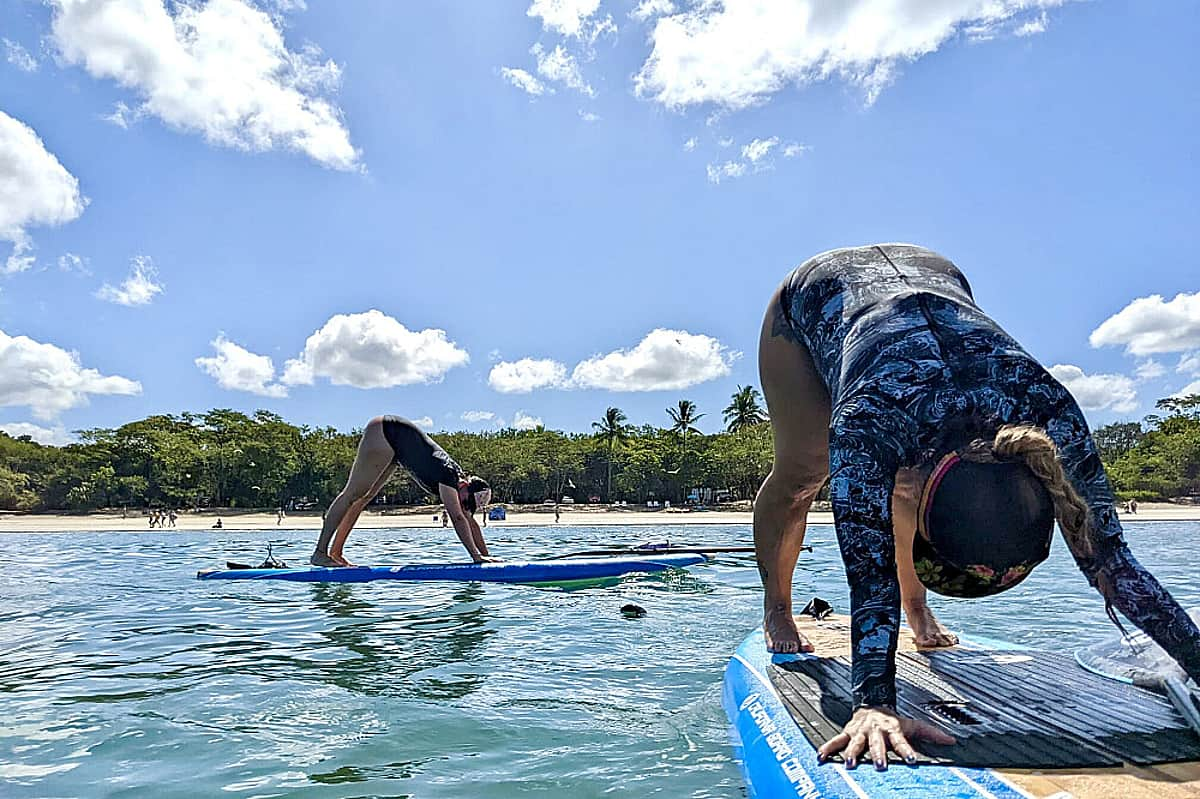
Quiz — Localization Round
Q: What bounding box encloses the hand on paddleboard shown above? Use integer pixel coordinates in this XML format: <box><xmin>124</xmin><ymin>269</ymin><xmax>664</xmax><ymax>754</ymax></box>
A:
<box><xmin>817</xmin><ymin>706</ymin><xmax>955</xmax><ymax>770</ymax></box>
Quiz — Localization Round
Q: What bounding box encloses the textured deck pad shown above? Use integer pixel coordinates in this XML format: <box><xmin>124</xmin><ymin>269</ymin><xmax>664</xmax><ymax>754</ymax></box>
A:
<box><xmin>771</xmin><ymin>648</ymin><xmax>1200</xmax><ymax>768</ymax></box>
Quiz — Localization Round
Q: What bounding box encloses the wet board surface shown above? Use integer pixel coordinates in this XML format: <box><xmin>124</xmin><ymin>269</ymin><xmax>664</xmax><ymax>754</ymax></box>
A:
<box><xmin>196</xmin><ymin>553</ymin><xmax>706</xmax><ymax>583</ymax></box>
<box><xmin>773</xmin><ymin>647</ymin><xmax>1200</xmax><ymax>768</ymax></box>
<box><xmin>724</xmin><ymin>614</ymin><xmax>1200</xmax><ymax>799</ymax></box>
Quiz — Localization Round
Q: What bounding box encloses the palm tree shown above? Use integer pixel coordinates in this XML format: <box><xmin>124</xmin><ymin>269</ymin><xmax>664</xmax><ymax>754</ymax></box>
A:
<box><xmin>666</xmin><ymin>400</ymin><xmax>705</xmax><ymax>438</ymax></box>
<box><xmin>724</xmin><ymin>385</ymin><xmax>768</xmax><ymax>432</ymax></box>
<box><xmin>592</xmin><ymin>407</ymin><xmax>629</xmax><ymax>502</ymax></box>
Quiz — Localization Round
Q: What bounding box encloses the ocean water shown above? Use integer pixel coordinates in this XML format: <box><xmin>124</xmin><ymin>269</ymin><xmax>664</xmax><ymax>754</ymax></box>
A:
<box><xmin>1</xmin><ymin>522</ymin><xmax>1196</xmax><ymax>798</ymax></box>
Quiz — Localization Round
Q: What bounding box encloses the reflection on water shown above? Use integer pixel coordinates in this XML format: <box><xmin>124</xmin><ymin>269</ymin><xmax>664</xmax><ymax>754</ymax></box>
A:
<box><xmin>308</xmin><ymin>757</ymin><xmax>432</xmax><ymax>785</ymax></box>
<box><xmin>0</xmin><ymin>523</ymin><xmax>1195</xmax><ymax>798</ymax></box>
<box><xmin>308</xmin><ymin>583</ymin><xmax>494</xmax><ymax>701</ymax></box>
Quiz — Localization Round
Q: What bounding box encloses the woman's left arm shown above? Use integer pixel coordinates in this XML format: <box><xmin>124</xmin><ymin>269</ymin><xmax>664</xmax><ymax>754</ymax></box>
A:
<box><xmin>1037</xmin><ymin>382</ymin><xmax>1200</xmax><ymax>682</ymax></box>
<box><xmin>467</xmin><ymin>513</ymin><xmax>493</xmax><ymax>559</ymax></box>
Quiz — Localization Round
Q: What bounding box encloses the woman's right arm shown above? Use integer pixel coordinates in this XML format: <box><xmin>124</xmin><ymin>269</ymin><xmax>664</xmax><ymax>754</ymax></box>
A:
<box><xmin>822</xmin><ymin>423</ymin><xmax>955</xmax><ymax>769</ymax></box>
<box><xmin>828</xmin><ymin>436</ymin><xmax>902</xmax><ymax>709</ymax></box>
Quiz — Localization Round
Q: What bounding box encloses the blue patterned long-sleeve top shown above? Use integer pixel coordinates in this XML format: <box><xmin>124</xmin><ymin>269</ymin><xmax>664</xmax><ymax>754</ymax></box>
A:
<box><xmin>777</xmin><ymin>244</ymin><xmax>1200</xmax><ymax>709</ymax></box>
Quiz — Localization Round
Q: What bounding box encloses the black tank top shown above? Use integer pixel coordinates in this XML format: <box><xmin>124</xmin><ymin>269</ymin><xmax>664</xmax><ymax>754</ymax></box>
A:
<box><xmin>380</xmin><ymin>416</ymin><xmax>463</xmax><ymax>494</ymax></box>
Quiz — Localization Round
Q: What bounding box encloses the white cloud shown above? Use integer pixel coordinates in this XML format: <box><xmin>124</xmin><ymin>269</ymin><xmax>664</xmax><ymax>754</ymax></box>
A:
<box><xmin>512</xmin><ymin>410</ymin><xmax>543</xmax><ymax>430</ymax></box>
<box><xmin>963</xmin><ymin>21</ymin><xmax>999</xmax><ymax>42</ymax></box>
<box><xmin>633</xmin><ymin>1</ymin><xmax>1068</xmax><ymax>110</ymax></box>
<box><xmin>411</xmin><ymin>415</ymin><xmax>433</xmax><ymax>430</ymax></box>
<box><xmin>0</xmin><ymin>421</ymin><xmax>74</xmax><ymax>446</ymax></box>
<box><xmin>703</xmin><ymin>134</ymin><xmax>804</xmax><ymax>182</ymax></box>
<box><xmin>4</xmin><ymin>39</ymin><xmax>38</xmax><ymax>72</ymax></box>
<box><xmin>683</xmin><ymin>136</ymin><xmax>697</xmax><ymax>151</ymax></box>
<box><xmin>195</xmin><ymin>334</ymin><xmax>287</xmax><ymax>397</ymax></box>
<box><xmin>491</xmin><ymin>332</ymin><xmax>737</xmax><ymax>393</ymax></box>
<box><xmin>281</xmin><ymin>309</ymin><xmax>469</xmax><ymax>389</ymax></box>
<box><xmin>0</xmin><ymin>329</ymin><xmax>141</xmax><ymax>420</ymax></box>
<box><xmin>631</xmin><ymin>0</ymin><xmax>675</xmax><ymax>22</ymax></box>
<box><xmin>50</xmin><ymin>0</ymin><xmax>360</xmax><ymax>170</ymax></box>
<box><xmin>578</xmin><ymin>109</ymin><xmax>600</xmax><ymax>122</ymax></box>
<box><xmin>261</xmin><ymin>0</ymin><xmax>308</xmax><ymax>11</ymax></box>
<box><xmin>1089</xmin><ymin>292</ymin><xmax>1200</xmax><ymax>356</ymax></box>
<box><xmin>1134</xmin><ymin>360</ymin><xmax>1165</xmax><ymax>382</ymax></box>
<box><xmin>0</xmin><ymin>111</ymin><xmax>87</xmax><ymax>275</ymax></box>
<box><xmin>102</xmin><ymin>100</ymin><xmax>142</xmax><ymax>129</ymax></box>
<box><xmin>501</xmin><ymin>66</ymin><xmax>548</xmax><ymax>96</ymax></box>
<box><xmin>527</xmin><ymin>0</ymin><xmax>602</xmax><ymax>38</ymax></box>
<box><xmin>534</xmin><ymin>43</ymin><xmax>594</xmax><ymax>96</ymax></box>
<box><xmin>571</xmin><ymin>328</ymin><xmax>737</xmax><ymax>391</ymax></box>
<box><xmin>1014</xmin><ymin>12</ymin><xmax>1048</xmax><ymax>37</ymax></box>
<box><xmin>589</xmin><ymin>14</ymin><xmax>618</xmax><ymax>43</ymax></box>
<box><xmin>489</xmin><ymin>357</ymin><xmax>568</xmax><ymax>393</ymax></box>
<box><xmin>96</xmin><ymin>255</ymin><xmax>163</xmax><ymax>306</ymax></box>
<box><xmin>58</xmin><ymin>252</ymin><xmax>91</xmax><ymax>276</ymax></box>
<box><xmin>1178</xmin><ymin>352</ymin><xmax>1200</xmax><ymax>376</ymax></box>
<box><xmin>742</xmin><ymin>136</ymin><xmax>779</xmax><ymax>163</ymax></box>
<box><xmin>1048</xmin><ymin>364</ymin><xmax>1138</xmax><ymax>414</ymax></box>
<box><xmin>462</xmin><ymin>410</ymin><xmax>502</xmax><ymax>426</ymax></box>
<box><xmin>1175</xmin><ymin>380</ymin><xmax>1200</xmax><ymax>399</ymax></box>
<box><xmin>706</xmin><ymin>160</ymin><xmax>747</xmax><ymax>184</ymax></box>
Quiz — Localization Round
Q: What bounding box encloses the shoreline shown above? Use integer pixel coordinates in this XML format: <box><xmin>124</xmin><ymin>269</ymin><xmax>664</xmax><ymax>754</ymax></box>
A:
<box><xmin>1</xmin><ymin>503</ymin><xmax>1196</xmax><ymax>532</ymax></box>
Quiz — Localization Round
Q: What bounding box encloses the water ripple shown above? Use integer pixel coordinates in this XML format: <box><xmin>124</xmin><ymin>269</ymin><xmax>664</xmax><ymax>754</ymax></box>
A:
<box><xmin>1</xmin><ymin>523</ymin><xmax>1196</xmax><ymax>797</ymax></box>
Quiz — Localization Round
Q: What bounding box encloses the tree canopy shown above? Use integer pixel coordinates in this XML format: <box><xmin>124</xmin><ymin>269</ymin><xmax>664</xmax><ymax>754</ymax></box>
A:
<box><xmin>0</xmin><ymin>403</ymin><xmax>774</xmax><ymax>512</ymax></box>
<box><xmin>724</xmin><ymin>385</ymin><xmax>768</xmax><ymax>432</ymax></box>
<box><xmin>1100</xmin><ymin>394</ymin><xmax>1200</xmax><ymax>501</ymax></box>
<box><xmin>5</xmin><ymin>392</ymin><xmax>1197</xmax><ymax>512</ymax></box>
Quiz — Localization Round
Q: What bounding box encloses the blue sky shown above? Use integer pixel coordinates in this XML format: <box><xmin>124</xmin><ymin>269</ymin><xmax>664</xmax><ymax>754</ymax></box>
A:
<box><xmin>1</xmin><ymin>0</ymin><xmax>1197</xmax><ymax>445</ymax></box>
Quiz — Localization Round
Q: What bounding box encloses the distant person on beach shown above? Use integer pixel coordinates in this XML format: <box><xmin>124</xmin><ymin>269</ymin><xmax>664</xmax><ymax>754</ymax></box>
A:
<box><xmin>212</xmin><ymin>518</ymin><xmax>222</xmax><ymax>529</ymax></box>
<box><xmin>310</xmin><ymin>416</ymin><xmax>493</xmax><ymax>567</ymax></box>
<box><xmin>1130</xmin><ymin>498</ymin><xmax>1139</xmax><ymax>514</ymax></box>
<box><xmin>168</xmin><ymin>510</ymin><xmax>177</xmax><ymax>528</ymax></box>
<box><xmin>755</xmin><ymin>244</ymin><xmax>1200</xmax><ymax>769</ymax></box>
<box><xmin>441</xmin><ymin>510</ymin><xmax>449</xmax><ymax>528</ymax></box>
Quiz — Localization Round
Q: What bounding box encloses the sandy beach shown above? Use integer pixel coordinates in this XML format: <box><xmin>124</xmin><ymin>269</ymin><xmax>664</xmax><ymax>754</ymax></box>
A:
<box><xmin>1</xmin><ymin>503</ymin><xmax>1196</xmax><ymax>532</ymax></box>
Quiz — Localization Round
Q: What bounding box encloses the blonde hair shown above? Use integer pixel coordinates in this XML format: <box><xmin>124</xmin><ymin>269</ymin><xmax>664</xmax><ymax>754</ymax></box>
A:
<box><xmin>960</xmin><ymin>424</ymin><xmax>1093</xmax><ymax>557</ymax></box>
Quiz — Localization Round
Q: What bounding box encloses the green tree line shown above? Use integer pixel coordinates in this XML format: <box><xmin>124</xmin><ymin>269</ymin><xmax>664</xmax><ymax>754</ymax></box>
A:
<box><xmin>0</xmin><ymin>387</ymin><xmax>775</xmax><ymax>512</ymax></box>
<box><xmin>4</xmin><ymin>391</ymin><xmax>1196</xmax><ymax>513</ymax></box>
<box><xmin>1095</xmin><ymin>395</ymin><xmax>1200</xmax><ymax>501</ymax></box>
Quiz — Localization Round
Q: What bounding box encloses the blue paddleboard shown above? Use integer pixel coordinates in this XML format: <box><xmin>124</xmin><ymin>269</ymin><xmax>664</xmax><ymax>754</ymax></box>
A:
<box><xmin>197</xmin><ymin>553</ymin><xmax>705</xmax><ymax>583</ymax></box>
<box><xmin>723</xmin><ymin>628</ymin><xmax>1034</xmax><ymax>799</ymax></box>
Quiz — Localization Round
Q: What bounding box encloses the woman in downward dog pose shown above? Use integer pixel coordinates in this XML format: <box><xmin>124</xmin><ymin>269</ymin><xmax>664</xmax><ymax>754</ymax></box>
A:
<box><xmin>311</xmin><ymin>415</ymin><xmax>493</xmax><ymax>567</ymax></box>
<box><xmin>755</xmin><ymin>244</ymin><xmax>1200</xmax><ymax>769</ymax></box>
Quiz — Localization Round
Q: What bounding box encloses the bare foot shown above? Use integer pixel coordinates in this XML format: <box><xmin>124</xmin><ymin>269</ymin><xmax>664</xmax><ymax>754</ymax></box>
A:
<box><xmin>906</xmin><ymin>604</ymin><xmax>958</xmax><ymax>648</ymax></box>
<box><xmin>329</xmin><ymin>553</ymin><xmax>355</xmax><ymax>567</ymax></box>
<box><xmin>310</xmin><ymin>552</ymin><xmax>345</xmax><ymax>568</ymax></box>
<box><xmin>764</xmin><ymin>603</ymin><xmax>815</xmax><ymax>654</ymax></box>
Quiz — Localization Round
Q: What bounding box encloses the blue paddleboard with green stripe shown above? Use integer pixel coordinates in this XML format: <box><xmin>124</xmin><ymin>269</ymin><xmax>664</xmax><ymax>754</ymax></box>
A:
<box><xmin>198</xmin><ymin>553</ymin><xmax>705</xmax><ymax>583</ymax></box>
